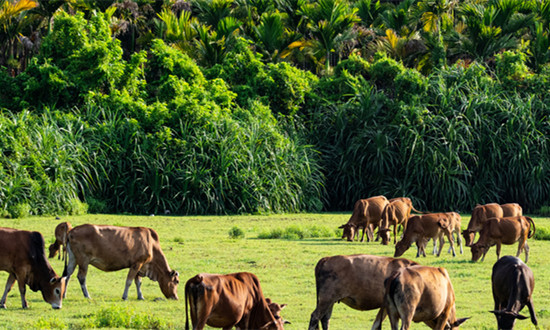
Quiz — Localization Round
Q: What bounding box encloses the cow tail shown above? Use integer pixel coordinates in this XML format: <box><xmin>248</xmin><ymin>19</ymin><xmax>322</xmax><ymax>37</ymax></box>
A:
<box><xmin>526</xmin><ymin>217</ymin><xmax>536</xmax><ymax>239</ymax></box>
<box><xmin>62</xmin><ymin>241</ymin><xmax>70</xmax><ymax>277</ymax></box>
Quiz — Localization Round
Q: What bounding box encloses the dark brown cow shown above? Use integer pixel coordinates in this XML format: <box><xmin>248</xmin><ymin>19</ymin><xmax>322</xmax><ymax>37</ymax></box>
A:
<box><xmin>462</xmin><ymin>203</ymin><xmax>522</xmax><ymax>246</ymax></box>
<box><xmin>340</xmin><ymin>196</ymin><xmax>389</xmax><ymax>242</ymax></box>
<box><xmin>308</xmin><ymin>254</ymin><xmax>418</xmax><ymax>330</ymax></box>
<box><xmin>184</xmin><ymin>272</ymin><xmax>286</xmax><ymax>330</ymax></box>
<box><xmin>0</xmin><ymin>228</ymin><xmax>66</xmax><ymax>309</ymax></box>
<box><xmin>379</xmin><ymin>199</ymin><xmax>411</xmax><ymax>245</ymax></box>
<box><xmin>470</xmin><ymin>216</ymin><xmax>535</xmax><ymax>262</ymax></box>
<box><xmin>384</xmin><ymin>265</ymin><xmax>469</xmax><ymax>329</ymax></box>
<box><xmin>64</xmin><ymin>224</ymin><xmax>179</xmax><ymax>300</ymax></box>
<box><xmin>48</xmin><ymin>222</ymin><xmax>72</xmax><ymax>261</ymax></box>
<box><xmin>490</xmin><ymin>256</ymin><xmax>538</xmax><ymax>329</ymax></box>
<box><xmin>394</xmin><ymin>213</ymin><xmax>457</xmax><ymax>258</ymax></box>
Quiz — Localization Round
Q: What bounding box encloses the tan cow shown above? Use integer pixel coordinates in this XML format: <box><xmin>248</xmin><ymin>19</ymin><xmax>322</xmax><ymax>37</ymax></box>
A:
<box><xmin>340</xmin><ymin>196</ymin><xmax>389</xmax><ymax>242</ymax></box>
<box><xmin>394</xmin><ymin>213</ymin><xmax>457</xmax><ymax>258</ymax></box>
<box><xmin>384</xmin><ymin>265</ymin><xmax>469</xmax><ymax>329</ymax></box>
<box><xmin>388</xmin><ymin>197</ymin><xmax>426</xmax><ymax>214</ymax></box>
<box><xmin>432</xmin><ymin>212</ymin><xmax>463</xmax><ymax>255</ymax></box>
<box><xmin>462</xmin><ymin>203</ymin><xmax>523</xmax><ymax>246</ymax></box>
<box><xmin>48</xmin><ymin>222</ymin><xmax>72</xmax><ymax>261</ymax></box>
<box><xmin>0</xmin><ymin>228</ymin><xmax>66</xmax><ymax>309</ymax></box>
<box><xmin>308</xmin><ymin>254</ymin><xmax>418</xmax><ymax>330</ymax></box>
<box><xmin>64</xmin><ymin>224</ymin><xmax>179</xmax><ymax>300</ymax></box>
<box><xmin>379</xmin><ymin>199</ymin><xmax>411</xmax><ymax>245</ymax></box>
<box><xmin>184</xmin><ymin>272</ymin><xmax>287</xmax><ymax>330</ymax></box>
<box><xmin>470</xmin><ymin>216</ymin><xmax>535</xmax><ymax>262</ymax></box>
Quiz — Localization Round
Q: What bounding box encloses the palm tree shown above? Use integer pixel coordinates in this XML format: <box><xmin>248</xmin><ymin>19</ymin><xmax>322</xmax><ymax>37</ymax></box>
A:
<box><xmin>0</xmin><ymin>0</ymin><xmax>38</xmax><ymax>72</ymax></box>
<box><xmin>301</xmin><ymin>0</ymin><xmax>360</xmax><ymax>73</ymax></box>
<box><xmin>158</xmin><ymin>8</ymin><xmax>198</xmax><ymax>55</ymax></box>
<box><xmin>191</xmin><ymin>0</ymin><xmax>233</xmax><ymax>28</ymax></box>
<box><xmin>194</xmin><ymin>16</ymin><xmax>240</xmax><ymax>66</ymax></box>
<box><xmin>253</xmin><ymin>12</ymin><xmax>302</xmax><ymax>63</ymax></box>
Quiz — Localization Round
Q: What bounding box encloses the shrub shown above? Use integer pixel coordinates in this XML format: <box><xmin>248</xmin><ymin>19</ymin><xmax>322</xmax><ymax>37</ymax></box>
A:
<box><xmin>534</xmin><ymin>226</ymin><xmax>550</xmax><ymax>241</ymax></box>
<box><xmin>537</xmin><ymin>206</ymin><xmax>550</xmax><ymax>216</ymax></box>
<box><xmin>90</xmin><ymin>305</ymin><xmax>164</xmax><ymax>329</ymax></box>
<box><xmin>64</xmin><ymin>198</ymin><xmax>89</xmax><ymax>215</ymax></box>
<box><xmin>258</xmin><ymin>225</ymin><xmax>337</xmax><ymax>240</ymax></box>
<box><xmin>228</xmin><ymin>226</ymin><xmax>245</xmax><ymax>239</ymax></box>
<box><xmin>8</xmin><ymin>203</ymin><xmax>31</xmax><ymax>219</ymax></box>
<box><xmin>33</xmin><ymin>316</ymin><xmax>67</xmax><ymax>329</ymax></box>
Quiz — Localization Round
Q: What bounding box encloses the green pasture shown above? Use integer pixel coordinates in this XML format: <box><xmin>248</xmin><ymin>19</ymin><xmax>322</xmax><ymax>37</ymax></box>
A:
<box><xmin>1</xmin><ymin>214</ymin><xmax>549</xmax><ymax>329</ymax></box>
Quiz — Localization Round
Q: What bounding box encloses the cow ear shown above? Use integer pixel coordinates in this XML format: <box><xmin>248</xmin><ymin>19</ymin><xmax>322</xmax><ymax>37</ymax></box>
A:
<box><xmin>280</xmin><ymin>304</ymin><xmax>287</xmax><ymax>309</ymax></box>
<box><xmin>170</xmin><ymin>270</ymin><xmax>179</xmax><ymax>277</ymax></box>
<box><xmin>452</xmin><ymin>317</ymin><xmax>470</xmax><ymax>326</ymax></box>
<box><xmin>338</xmin><ymin>224</ymin><xmax>346</xmax><ymax>229</ymax></box>
<box><xmin>515</xmin><ymin>313</ymin><xmax>529</xmax><ymax>320</ymax></box>
<box><xmin>489</xmin><ymin>310</ymin><xmax>501</xmax><ymax>315</ymax></box>
<box><xmin>50</xmin><ymin>277</ymin><xmax>57</xmax><ymax>284</ymax></box>
<box><xmin>284</xmin><ymin>320</ymin><xmax>291</xmax><ymax>324</ymax></box>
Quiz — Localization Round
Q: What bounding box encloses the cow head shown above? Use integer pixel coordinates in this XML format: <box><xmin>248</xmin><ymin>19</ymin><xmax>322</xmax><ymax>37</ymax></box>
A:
<box><xmin>394</xmin><ymin>240</ymin><xmax>408</xmax><ymax>257</ymax></box>
<box><xmin>470</xmin><ymin>244</ymin><xmax>488</xmax><ymax>262</ymax></box>
<box><xmin>462</xmin><ymin>230</ymin><xmax>475</xmax><ymax>247</ymax></box>
<box><xmin>159</xmin><ymin>270</ymin><xmax>179</xmax><ymax>300</ymax></box>
<box><xmin>48</xmin><ymin>242</ymin><xmax>60</xmax><ymax>258</ymax></box>
<box><xmin>261</xmin><ymin>298</ymin><xmax>289</xmax><ymax>330</ymax></box>
<box><xmin>379</xmin><ymin>228</ymin><xmax>391</xmax><ymax>245</ymax></box>
<box><xmin>490</xmin><ymin>310</ymin><xmax>528</xmax><ymax>329</ymax></box>
<box><xmin>42</xmin><ymin>276</ymin><xmax>66</xmax><ymax>309</ymax></box>
<box><xmin>339</xmin><ymin>224</ymin><xmax>356</xmax><ymax>241</ymax></box>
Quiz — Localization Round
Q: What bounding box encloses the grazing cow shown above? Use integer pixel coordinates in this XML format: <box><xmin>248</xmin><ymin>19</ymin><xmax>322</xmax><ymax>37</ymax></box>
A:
<box><xmin>394</xmin><ymin>213</ymin><xmax>457</xmax><ymax>258</ymax></box>
<box><xmin>184</xmin><ymin>272</ymin><xmax>287</xmax><ymax>330</ymax></box>
<box><xmin>0</xmin><ymin>228</ymin><xmax>66</xmax><ymax>309</ymax></box>
<box><xmin>462</xmin><ymin>203</ymin><xmax>522</xmax><ymax>246</ymax></box>
<box><xmin>470</xmin><ymin>216</ymin><xmax>535</xmax><ymax>262</ymax></box>
<box><xmin>339</xmin><ymin>196</ymin><xmax>389</xmax><ymax>242</ymax></box>
<box><xmin>490</xmin><ymin>256</ymin><xmax>538</xmax><ymax>329</ymax></box>
<box><xmin>64</xmin><ymin>224</ymin><xmax>179</xmax><ymax>300</ymax></box>
<box><xmin>389</xmin><ymin>197</ymin><xmax>426</xmax><ymax>214</ymax></box>
<box><xmin>48</xmin><ymin>222</ymin><xmax>72</xmax><ymax>261</ymax></box>
<box><xmin>379</xmin><ymin>199</ymin><xmax>411</xmax><ymax>245</ymax></box>
<box><xmin>384</xmin><ymin>265</ymin><xmax>469</xmax><ymax>329</ymax></box>
<box><xmin>308</xmin><ymin>254</ymin><xmax>418</xmax><ymax>330</ymax></box>
<box><xmin>432</xmin><ymin>212</ymin><xmax>463</xmax><ymax>255</ymax></box>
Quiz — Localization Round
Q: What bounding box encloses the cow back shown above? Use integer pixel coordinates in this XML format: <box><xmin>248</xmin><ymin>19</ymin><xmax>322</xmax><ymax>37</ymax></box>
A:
<box><xmin>501</xmin><ymin>203</ymin><xmax>523</xmax><ymax>217</ymax></box>
<box><xmin>469</xmin><ymin>203</ymin><xmax>503</xmax><ymax>231</ymax></box>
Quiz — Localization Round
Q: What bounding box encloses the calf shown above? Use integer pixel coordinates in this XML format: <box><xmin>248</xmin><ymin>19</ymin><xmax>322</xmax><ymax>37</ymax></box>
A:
<box><xmin>394</xmin><ymin>213</ymin><xmax>456</xmax><ymax>258</ymax></box>
<box><xmin>433</xmin><ymin>212</ymin><xmax>463</xmax><ymax>255</ymax></box>
<box><xmin>184</xmin><ymin>272</ymin><xmax>286</xmax><ymax>330</ymax></box>
<box><xmin>64</xmin><ymin>224</ymin><xmax>179</xmax><ymax>300</ymax></box>
<box><xmin>339</xmin><ymin>196</ymin><xmax>388</xmax><ymax>242</ymax></box>
<box><xmin>308</xmin><ymin>254</ymin><xmax>417</xmax><ymax>330</ymax></box>
<box><xmin>0</xmin><ymin>228</ymin><xmax>66</xmax><ymax>309</ymax></box>
<box><xmin>388</xmin><ymin>197</ymin><xmax>426</xmax><ymax>214</ymax></box>
<box><xmin>48</xmin><ymin>222</ymin><xmax>72</xmax><ymax>261</ymax></box>
<box><xmin>490</xmin><ymin>256</ymin><xmax>538</xmax><ymax>329</ymax></box>
<box><xmin>463</xmin><ymin>203</ymin><xmax>522</xmax><ymax>246</ymax></box>
<box><xmin>385</xmin><ymin>265</ymin><xmax>469</xmax><ymax>329</ymax></box>
<box><xmin>470</xmin><ymin>216</ymin><xmax>535</xmax><ymax>262</ymax></box>
<box><xmin>379</xmin><ymin>199</ymin><xmax>411</xmax><ymax>245</ymax></box>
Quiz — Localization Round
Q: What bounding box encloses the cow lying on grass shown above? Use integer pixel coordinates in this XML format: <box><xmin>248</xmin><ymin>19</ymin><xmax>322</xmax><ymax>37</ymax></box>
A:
<box><xmin>470</xmin><ymin>216</ymin><xmax>535</xmax><ymax>262</ymax></box>
<box><xmin>490</xmin><ymin>256</ymin><xmax>538</xmax><ymax>329</ymax></box>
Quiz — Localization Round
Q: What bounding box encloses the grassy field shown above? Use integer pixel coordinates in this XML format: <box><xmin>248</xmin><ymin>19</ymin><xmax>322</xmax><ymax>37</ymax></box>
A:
<box><xmin>0</xmin><ymin>213</ymin><xmax>549</xmax><ymax>329</ymax></box>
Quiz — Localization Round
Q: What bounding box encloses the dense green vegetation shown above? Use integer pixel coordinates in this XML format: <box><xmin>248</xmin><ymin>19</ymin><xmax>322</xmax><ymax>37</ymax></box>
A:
<box><xmin>0</xmin><ymin>0</ymin><xmax>549</xmax><ymax>216</ymax></box>
<box><xmin>0</xmin><ymin>214</ymin><xmax>549</xmax><ymax>329</ymax></box>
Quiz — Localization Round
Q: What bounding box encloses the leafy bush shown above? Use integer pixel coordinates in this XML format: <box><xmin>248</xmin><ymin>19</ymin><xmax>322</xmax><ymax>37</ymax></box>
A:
<box><xmin>8</xmin><ymin>203</ymin><xmax>31</xmax><ymax>218</ymax></box>
<box><xmin>534</xmin><ymin>226</ymin><xmax>550</xmax><ymax>241</ymax></box>
<box><xmin>228</xmin><ymin>226</ymin><xmax>245</xmax><ymax>239</ymax></box>
<box><xmin>89</xmin><ymin>305</ymin><xmax>164</xmax><ymax>329</ymax></box>
<box><xmin>258</xmin><ymin>225</ymin><xmax>336</xmax><ymax>240</ymax></box>
<box><xmin>33</xmin><ymin>316</ymin><xmax>67</xmax><ymax>329</ymax></box>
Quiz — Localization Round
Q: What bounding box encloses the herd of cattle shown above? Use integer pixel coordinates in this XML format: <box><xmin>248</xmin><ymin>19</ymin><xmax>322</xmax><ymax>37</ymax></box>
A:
<box><xmin>0</xmin><ymin>195</ymin><xmax>541</xmax><ymax>329</ymax></box>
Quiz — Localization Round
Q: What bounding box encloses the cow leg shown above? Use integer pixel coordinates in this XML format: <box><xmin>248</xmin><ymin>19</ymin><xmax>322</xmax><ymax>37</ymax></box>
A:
<box><xmin>360</xmin><ymin>226</ymin><xmax>368</xmax><ymax>242</ymax></box>
<box><xmin>496</xmin><ymin>243</ymin><xmax>502</xmax><ymax>260</ymax></box>
<box><xmin>527</xmin><ymin>298</ymin><xmax>538</xmax><ymax>326</ymax></box>
<box><xmin>446</xmin><ymin>232</ymin><xmax>456</xmax><ymax>257</ymax></box>
<box><xmin>457</xmin><ymin>230</ymin><xmax>464</xmax><ymax>254</ymax></box>
<box><xmin>308</xmin><ymin>301</ymin><xmax>335</xmax><ymax>330</ymax></box>
<box><xmin>77</xmin><ymin>264</ymin><xmax>91</xmax><ymax>299</ymax></box>
<box><xmin>0</xmin><ymin>273</ymin><xmax>16</xmax><ymax>308</ymax></box>
<box><xmin>393</xmin><ymin>224</ymin><xmax>398</xmax><ymax>244</ymax></box>
<box><xmin>371</xmin><ymin>308</ymin><xmax>387</xmax><ymax>330</ymax></box>
<box><xmin>63</xmin><ymin>242</ymin><xmax>78</xmax><ymax>298</ymax></box>
<box><xmin>432</xmin><ymin>238</ymin><xmax>438</xmax><ymax>255</ymax></box>
<box><xmin>15</xmin><ymin>274</ymin><xmax>28</xmax><ymax>308</ymax></box>
<box><xmin>523</xmin><ymin>242</ymin><xmax>530</xmax><ymax>263</ymax></box>
<box><xmin>134</xmin><ymin>275</ymin><xmax>144</xmax><ymax>300</ymax></box>
<box><xmin>122</xmin><ymin>265</ymin><xmax>143</xmax><ymax>300</ymax></box>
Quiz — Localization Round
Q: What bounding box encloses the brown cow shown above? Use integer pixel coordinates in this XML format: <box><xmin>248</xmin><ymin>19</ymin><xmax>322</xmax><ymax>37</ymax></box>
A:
<box><xmin>0</xmin><ymin>228</ymin><xmax>66</xmax><ymax>309</ymax></box>
<box><xmin>48</xmin><ymin>222</ymin><xmax>72</xmax><ymax>261</ymax></box>
<box><xmin>308</xmin><ymin>254</ymin><xmax>418</xmax><ymax>330</ymax></box>
<box><xmin>384</xmin><ymin>265</ymin><xmax>469</xmax><ymax>329</ymax></box>
<box><xmin>340</xmin><ymin>196</ymin><xmax>389</xmax><ymax>242</ymax></box>
<box><xmin>432</xmin><ymin>212</ymin><xmax>463</xmax><ymax>255</ymax></box>
<box><xmin>394</xmin><ymin>213</ymin><xmax>457</xmax><ymax>258</ymax></box>
<box><xmin>462</xmin><ymin>203</ymin><xmax>522</xmax><ymax>246</ymax></box>
<box><xmin>490</xmin><ymin>256</ymin><xmax>538</xmax><ymax>329</ymax></box>
<box><xmin>184</xmin><ymin>272</ymin><xmax>287</xmax><ymax>330</ymax></box>
<box><xmin>470</xmin><ymin>216</ymin><xmax>535</xmax><ymax>262</ymax></box>
<box><xmin>379</xmin><ymin>199</ymin><xmax>411</xmax><ymax>245</ymax></box>
<box><xmin>388</xmin><ymin>197</ymin><xmax>426</xmax><ymax>214</ymax></box>
<box><xmin>64</xmin><ymin>224</ymin><xmax>179</xmax><ymax>300</ymax></box>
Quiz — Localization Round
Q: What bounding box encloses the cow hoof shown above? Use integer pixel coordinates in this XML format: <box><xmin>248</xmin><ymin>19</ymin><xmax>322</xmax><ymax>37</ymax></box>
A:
<box><xmin>0</xmin><ymin>304</ymin><xmax>6</xmax><ymax>309</ymax></box>
<box><xmin>137</xmin><ymin>297</ymin><xmax>145</xmax><ymax>301</ymax></box>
